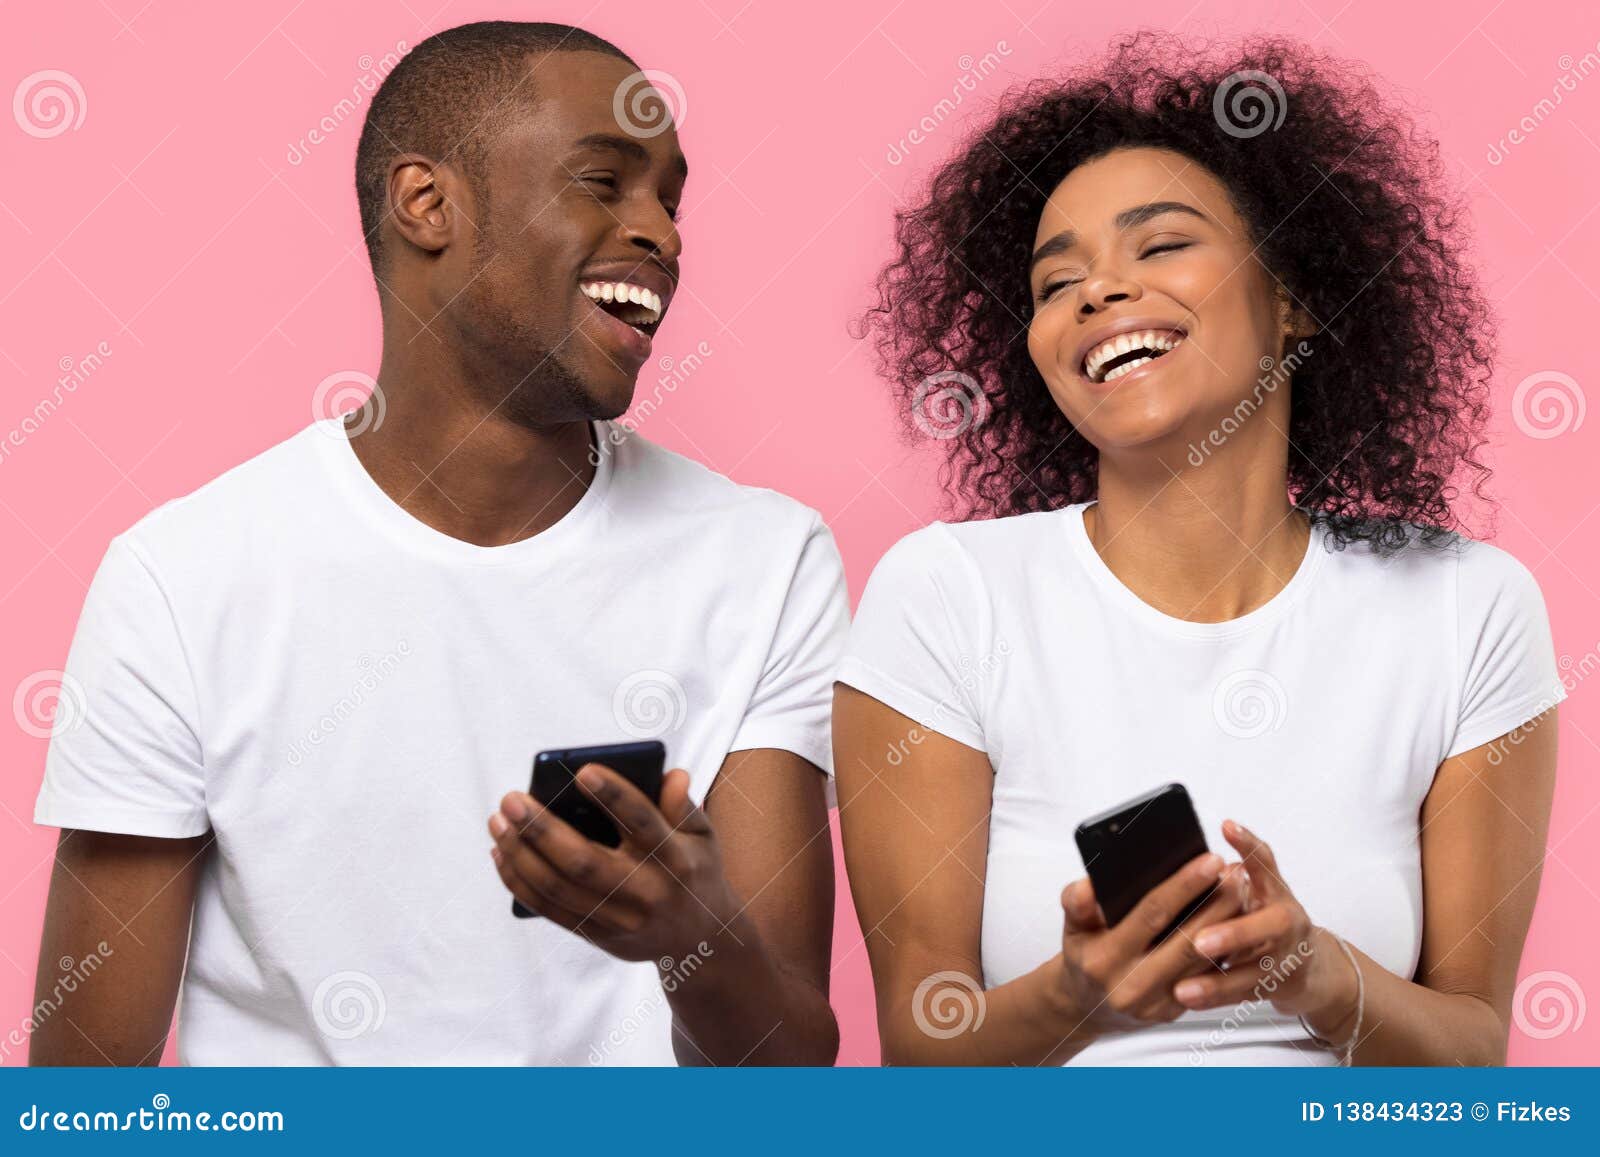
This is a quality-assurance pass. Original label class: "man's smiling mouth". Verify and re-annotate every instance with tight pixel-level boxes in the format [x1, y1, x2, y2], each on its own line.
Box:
[580, 280, 664, 338]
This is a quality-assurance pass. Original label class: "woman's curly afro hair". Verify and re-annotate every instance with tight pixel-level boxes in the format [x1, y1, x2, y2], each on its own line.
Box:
[863, 33, 1493, 553]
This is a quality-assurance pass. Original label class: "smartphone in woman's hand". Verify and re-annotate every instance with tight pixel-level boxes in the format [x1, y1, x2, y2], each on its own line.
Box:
[1074, 783, 1214, 947]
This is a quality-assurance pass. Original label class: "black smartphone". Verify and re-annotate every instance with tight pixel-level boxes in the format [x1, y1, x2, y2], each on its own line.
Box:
[510, 739, 666, 918]
[1073, 782, 1212, 948]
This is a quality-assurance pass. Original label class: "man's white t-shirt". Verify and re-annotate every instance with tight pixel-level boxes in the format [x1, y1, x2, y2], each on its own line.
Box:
[35, 417, 849, 1065]
[837, 503, 1566, 1066]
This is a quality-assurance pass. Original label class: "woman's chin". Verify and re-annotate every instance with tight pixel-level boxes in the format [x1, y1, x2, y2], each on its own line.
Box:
[1066, 401, 1194, 456]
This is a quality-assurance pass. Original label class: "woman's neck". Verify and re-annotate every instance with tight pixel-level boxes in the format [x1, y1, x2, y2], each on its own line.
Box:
[1085, 458, 1309, 623]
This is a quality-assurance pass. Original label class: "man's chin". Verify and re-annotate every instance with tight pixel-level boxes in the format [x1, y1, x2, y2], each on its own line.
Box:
[583, 376, 637, 422]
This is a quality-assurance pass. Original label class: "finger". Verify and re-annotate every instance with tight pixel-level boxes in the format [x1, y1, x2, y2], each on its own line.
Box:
[1140, 863, 1249, 978]
[1173, 949, 1294, 1010]
[1188, 902, 1295, 964]
[490, 845, 609, 938]
[1222, 820, 1286, 901]
[489, 827, 640, 933]
[1107, 852, 1224, 958]
[490, 804, 640, 911]
[574, 763, 676, 852]
[1061, 878, 1107, 934]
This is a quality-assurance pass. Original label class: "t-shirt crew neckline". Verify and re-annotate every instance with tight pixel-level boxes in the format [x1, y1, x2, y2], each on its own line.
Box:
[312, 416, 615, 566]
[1063, 501, 1329, 641]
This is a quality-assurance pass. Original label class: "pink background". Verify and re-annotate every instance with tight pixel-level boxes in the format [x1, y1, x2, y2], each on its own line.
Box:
[3, 0, 1597, 1065]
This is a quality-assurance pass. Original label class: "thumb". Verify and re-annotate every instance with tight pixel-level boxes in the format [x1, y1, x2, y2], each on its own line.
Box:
[659, 768, 708, 833]
[1062, 878, 1107, 934]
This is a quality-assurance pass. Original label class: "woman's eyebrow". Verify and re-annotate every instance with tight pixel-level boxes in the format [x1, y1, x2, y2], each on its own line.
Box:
[1114, 200, 1208, 229]
[1031, 200, 1210, 272]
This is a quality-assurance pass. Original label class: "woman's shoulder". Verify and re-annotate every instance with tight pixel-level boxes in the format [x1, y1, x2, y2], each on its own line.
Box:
[1318, 517, 1549, 624]
[867, 506, 1082, 587]
[1321, 517, 1535, 580]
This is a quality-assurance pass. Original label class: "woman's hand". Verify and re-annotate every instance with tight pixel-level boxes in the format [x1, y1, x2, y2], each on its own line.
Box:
[1054, 852, 1250, 1034]
[1171, 820, 1360, 1038]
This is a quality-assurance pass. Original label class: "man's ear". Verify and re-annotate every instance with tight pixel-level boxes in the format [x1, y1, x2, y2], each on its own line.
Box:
[383, 153, 466, 260]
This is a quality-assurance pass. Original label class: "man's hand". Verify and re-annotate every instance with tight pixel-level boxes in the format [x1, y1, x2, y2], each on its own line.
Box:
[488, 763, 738, 961]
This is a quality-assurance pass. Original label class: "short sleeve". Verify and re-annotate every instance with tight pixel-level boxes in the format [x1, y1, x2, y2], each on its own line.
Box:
[835, 524, 988, 752]
[1447, 540, 1567, 758]
[33, 536, 209, 837]
[727, 514, 850, 780]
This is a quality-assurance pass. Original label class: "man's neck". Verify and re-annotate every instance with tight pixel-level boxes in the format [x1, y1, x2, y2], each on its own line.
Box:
[344, 384, 598, 549]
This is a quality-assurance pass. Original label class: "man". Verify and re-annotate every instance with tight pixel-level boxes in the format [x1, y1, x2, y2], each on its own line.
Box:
[31, 21, 845, 1066]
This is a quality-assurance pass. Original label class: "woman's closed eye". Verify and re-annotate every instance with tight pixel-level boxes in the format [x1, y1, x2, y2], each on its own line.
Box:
[1036, 277, 1081, 304]
[1139, 240, 1192, 259]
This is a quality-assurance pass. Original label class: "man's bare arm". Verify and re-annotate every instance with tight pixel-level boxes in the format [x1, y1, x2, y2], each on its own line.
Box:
[29, 829, 210, 1066]
[664, 748, 838, 1066]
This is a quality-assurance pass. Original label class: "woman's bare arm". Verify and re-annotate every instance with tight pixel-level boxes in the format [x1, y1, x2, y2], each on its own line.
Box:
[834, 684, 1243, 1065]
[1323, 709, 1560, 1064]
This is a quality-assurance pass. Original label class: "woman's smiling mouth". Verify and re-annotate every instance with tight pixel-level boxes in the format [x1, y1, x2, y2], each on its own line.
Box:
[1081, 327, 1187, 383]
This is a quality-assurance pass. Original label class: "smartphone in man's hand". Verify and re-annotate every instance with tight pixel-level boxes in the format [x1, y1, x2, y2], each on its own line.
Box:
[511, 740, 666, 918]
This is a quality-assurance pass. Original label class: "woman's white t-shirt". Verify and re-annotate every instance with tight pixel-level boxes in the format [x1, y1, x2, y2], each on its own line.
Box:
[838, 503, 1565, 1066]
[35, 417, 849, 1065]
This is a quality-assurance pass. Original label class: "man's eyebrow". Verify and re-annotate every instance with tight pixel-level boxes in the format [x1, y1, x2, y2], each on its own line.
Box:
[1030, 201, 1210, 272]
[572, 133, 689, 179]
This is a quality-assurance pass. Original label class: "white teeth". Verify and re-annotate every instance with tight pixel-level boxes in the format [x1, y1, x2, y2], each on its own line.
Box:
[579, 281, 665, 324]
[1083, 329, 1184, 382]
[1103, 356, 1151, 382]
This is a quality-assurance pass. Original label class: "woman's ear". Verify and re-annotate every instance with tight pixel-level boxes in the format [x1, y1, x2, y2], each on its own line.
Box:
[1274, 283, 1317, 347]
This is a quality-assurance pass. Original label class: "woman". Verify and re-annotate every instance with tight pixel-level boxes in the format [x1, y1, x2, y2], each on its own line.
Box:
[836, 34, 1565, 1066]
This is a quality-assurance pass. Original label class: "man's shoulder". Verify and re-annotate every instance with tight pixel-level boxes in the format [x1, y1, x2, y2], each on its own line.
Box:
[120, 421, 324, 558]
[606, 424, 824, 537]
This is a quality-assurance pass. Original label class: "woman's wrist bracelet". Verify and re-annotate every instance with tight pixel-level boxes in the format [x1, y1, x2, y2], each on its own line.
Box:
[1299, 930, 1363, 1065]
